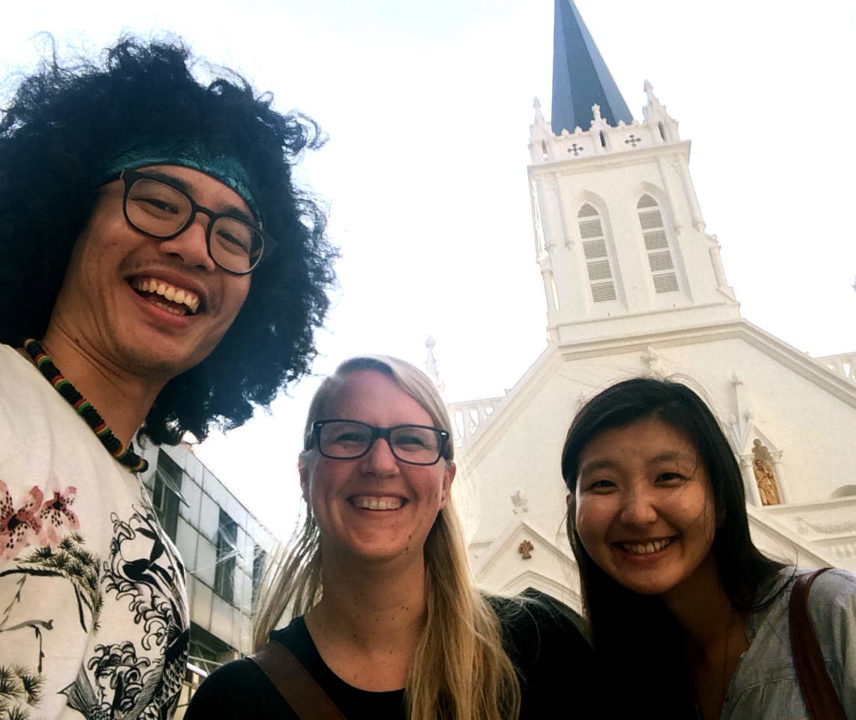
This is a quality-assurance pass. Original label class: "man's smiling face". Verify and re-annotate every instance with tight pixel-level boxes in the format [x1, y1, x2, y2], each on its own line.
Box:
[49, 164, 251, 380]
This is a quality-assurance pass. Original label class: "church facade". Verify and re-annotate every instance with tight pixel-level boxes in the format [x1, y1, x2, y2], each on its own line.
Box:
[449, 0, 856, 610]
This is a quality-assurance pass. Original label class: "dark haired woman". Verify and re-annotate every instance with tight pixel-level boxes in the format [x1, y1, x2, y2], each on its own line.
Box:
[561, 378, 855, 719]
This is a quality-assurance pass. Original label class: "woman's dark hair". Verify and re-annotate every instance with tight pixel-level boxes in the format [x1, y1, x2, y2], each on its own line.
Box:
[560, 378, 784, 709]
[0, 37, 336, 444]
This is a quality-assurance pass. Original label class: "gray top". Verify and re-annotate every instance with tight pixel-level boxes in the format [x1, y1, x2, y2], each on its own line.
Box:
[721, 567, 855, 719]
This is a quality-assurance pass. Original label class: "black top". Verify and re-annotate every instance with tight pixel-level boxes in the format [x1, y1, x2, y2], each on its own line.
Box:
[185, 592, 611, 719]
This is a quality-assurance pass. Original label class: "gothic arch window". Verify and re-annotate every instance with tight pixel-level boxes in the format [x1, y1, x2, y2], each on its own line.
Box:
[578, 203, 616, 302]
[637, 194, 678, 293]
[658, 122, 666, 141]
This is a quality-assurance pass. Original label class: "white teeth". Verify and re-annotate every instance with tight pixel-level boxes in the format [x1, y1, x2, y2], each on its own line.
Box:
[152, 299, 185, 316]
[620, 538, 672, 555]
[130, 277, 201, 314]
[352, 496, 403, 511]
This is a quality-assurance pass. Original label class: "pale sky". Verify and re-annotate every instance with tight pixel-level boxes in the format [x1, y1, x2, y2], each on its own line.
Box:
[3, 1, 855, 538]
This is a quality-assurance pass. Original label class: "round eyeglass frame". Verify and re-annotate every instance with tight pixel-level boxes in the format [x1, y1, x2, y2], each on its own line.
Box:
[309, 419, 451, 466]
[120, 168, 274, 275]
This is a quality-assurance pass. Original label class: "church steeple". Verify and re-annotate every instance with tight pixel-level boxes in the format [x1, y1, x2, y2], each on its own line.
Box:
[552, 0, 632, 134]
[530, 10, 740, 347]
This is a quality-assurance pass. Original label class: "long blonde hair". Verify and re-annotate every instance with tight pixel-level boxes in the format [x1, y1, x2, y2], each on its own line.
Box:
[253, 356, 520, 720]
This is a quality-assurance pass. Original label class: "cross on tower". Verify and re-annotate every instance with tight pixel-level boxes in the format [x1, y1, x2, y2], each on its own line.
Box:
[625, 134, 641, 148]
[568, 143, 584, 156]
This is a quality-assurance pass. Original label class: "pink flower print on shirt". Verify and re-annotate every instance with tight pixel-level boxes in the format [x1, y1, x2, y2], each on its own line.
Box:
[39, 486, 80, 547]
[0, 479, 44, 560]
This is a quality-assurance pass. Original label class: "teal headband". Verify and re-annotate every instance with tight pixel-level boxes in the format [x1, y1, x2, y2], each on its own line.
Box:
[98, 141, 260, 218]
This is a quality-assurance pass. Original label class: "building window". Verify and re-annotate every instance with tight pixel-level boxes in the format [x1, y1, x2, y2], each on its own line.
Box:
[188, 622, 238, 675]
[578, 204, 616, 302]
[214, 510, 238, 604]
[252, 545, 266, 610]
[152, 450, 182, 540]
[637, 195, 678, 293]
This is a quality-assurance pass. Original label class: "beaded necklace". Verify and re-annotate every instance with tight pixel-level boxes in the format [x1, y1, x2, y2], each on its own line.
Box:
[23, 338, 149, 472]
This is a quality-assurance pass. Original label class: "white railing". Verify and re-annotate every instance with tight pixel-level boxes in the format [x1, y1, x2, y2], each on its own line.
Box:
[816, 352, 856, 383]
[448, 397, 504, 445]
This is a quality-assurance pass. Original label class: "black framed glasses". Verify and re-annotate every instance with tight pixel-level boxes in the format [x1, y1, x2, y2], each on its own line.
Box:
[309, 420, 450, 466]
[121, 168, 272, 275]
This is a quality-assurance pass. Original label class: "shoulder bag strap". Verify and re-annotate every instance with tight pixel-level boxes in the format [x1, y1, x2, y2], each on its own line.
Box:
[249, 641, 346, 720]
[788, 568, 847, 720]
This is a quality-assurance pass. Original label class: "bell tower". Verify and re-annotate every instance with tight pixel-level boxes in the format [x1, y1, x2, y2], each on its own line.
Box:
[531, 0, 739, 346]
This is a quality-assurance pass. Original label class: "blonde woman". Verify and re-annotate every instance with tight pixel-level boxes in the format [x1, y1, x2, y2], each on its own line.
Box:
[187, 356, 604, 719]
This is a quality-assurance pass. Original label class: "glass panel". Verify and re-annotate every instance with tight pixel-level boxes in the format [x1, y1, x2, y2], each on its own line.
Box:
[319, 421, 372, 457]
[215, 511, 238, 604]
[153, 450, 182, 540]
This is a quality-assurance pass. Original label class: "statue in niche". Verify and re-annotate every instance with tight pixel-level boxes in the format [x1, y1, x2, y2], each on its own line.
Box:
[752, 439, 781, 505]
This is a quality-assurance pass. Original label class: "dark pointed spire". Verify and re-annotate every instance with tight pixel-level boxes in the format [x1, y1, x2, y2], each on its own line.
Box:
[551, 0, 633, 134]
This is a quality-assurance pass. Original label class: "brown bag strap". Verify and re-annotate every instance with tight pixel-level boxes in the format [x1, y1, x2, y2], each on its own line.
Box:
[249, 641, 346, 720]
[788, 568, 847, 720]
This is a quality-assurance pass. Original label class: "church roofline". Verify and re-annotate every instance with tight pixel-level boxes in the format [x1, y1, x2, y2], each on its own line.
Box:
[559, 321, 856, 408]
[454, 319, 856, 465]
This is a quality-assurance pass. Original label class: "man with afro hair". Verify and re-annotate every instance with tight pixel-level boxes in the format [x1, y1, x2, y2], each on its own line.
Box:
[0, 37, 334, 718]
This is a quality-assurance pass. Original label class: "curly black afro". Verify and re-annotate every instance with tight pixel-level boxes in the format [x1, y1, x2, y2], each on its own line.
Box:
[0, 37, 336, 444]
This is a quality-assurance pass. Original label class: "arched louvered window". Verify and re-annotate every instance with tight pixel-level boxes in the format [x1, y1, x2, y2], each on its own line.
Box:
[578, 204, 616, 302]
[637, 195, 678, 293]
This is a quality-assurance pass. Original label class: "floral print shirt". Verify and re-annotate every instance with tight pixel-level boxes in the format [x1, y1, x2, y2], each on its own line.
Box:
[0, 344, 189, 719]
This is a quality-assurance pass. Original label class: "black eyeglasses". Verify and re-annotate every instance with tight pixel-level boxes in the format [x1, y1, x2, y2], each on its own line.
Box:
[121, 169, 273, 275]
[309, 420, 450, 466]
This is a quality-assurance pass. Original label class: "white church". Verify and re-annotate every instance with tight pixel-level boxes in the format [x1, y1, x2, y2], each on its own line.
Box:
[446, 0, 856, 611]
